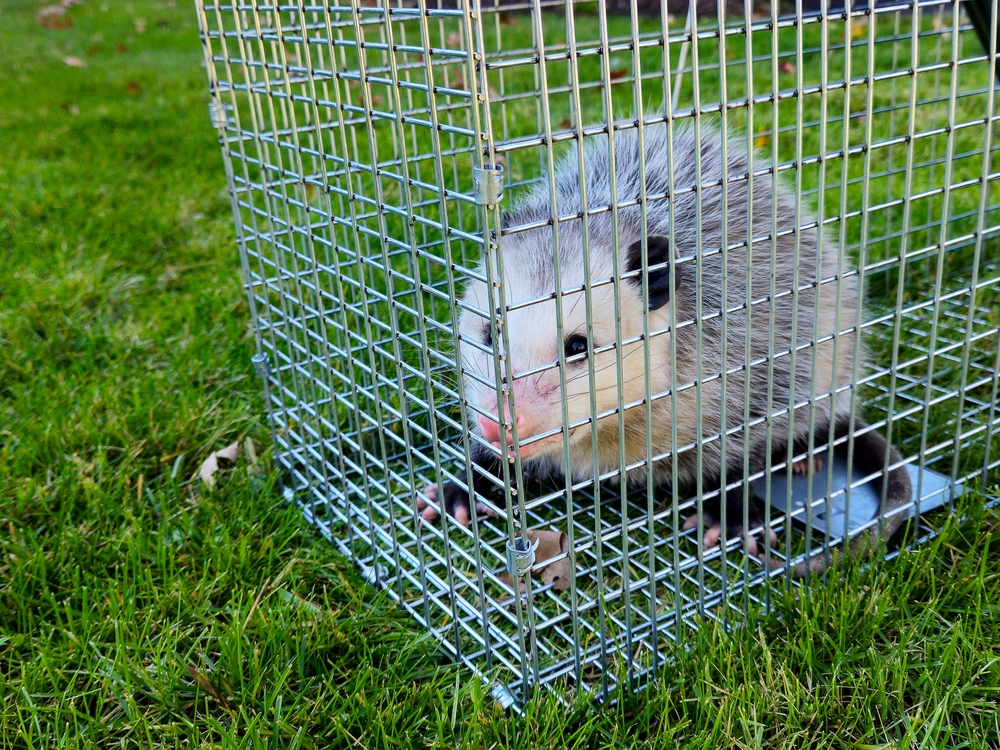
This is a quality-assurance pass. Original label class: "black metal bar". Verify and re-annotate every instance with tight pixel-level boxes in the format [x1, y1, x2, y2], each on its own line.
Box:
[966, 0, 1000, 77]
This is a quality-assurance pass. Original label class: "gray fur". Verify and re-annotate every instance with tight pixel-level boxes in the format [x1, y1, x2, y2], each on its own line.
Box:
[451, 118, 911, 573]
[492, 119, 858, 486]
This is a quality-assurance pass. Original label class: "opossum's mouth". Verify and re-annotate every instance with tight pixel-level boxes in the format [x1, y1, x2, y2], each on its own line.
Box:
[488, 429, 575, 461]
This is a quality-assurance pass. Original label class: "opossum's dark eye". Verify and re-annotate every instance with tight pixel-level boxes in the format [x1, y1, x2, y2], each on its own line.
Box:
[483, 325, 493, 348]
[564, 334, 588, 360]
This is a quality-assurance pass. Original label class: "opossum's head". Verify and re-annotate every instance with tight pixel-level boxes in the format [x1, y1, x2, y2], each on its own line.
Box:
[459, 229, 676, 463]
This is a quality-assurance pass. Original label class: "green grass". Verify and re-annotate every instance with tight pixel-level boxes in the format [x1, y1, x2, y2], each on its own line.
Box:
[2, 0, 1000, 746]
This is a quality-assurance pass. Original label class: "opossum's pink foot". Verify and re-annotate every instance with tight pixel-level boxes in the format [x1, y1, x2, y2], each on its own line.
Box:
[417, 484, 442, 522]
[703, 524, 723, 548]
[417, 483, 473, 527]
[475, 501, 499, 519]
[682, 513, 777, 558]
[681, 515, 722, 547]
[743, 526, 779, 559]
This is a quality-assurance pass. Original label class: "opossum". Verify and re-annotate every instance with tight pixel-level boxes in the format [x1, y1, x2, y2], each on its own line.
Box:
[418, 118, 912, 577]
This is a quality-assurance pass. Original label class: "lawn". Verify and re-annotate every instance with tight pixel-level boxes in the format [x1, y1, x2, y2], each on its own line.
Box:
[1, 0, 999, 747]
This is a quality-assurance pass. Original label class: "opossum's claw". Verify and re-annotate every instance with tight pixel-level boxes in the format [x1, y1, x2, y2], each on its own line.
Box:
[475, 501, 499, 519]
[418, 484, 442, 522]
[452, 503, 470, 527]
[790, 454, 823, 475]
[417, 481, 475, 527]
[684, 513, 777, 560]
[681, 514, 703, 532]
[681, 513, 724, 547]
[703, 524, 723, 548]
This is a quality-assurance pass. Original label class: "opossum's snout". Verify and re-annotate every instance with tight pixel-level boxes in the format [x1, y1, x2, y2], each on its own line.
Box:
[477, 411, 526, 445]
[473, 379, 563, 460]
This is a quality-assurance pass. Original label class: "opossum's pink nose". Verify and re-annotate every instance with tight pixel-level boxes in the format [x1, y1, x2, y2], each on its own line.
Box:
[478, 412, 527, 444]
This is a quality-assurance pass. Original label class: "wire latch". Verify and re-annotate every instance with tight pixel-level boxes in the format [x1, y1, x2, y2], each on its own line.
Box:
[505, 534, 537, 577]
[251, 352, 271, 381]
[473, 164, 504, 206]
[209, 100, 228, 130]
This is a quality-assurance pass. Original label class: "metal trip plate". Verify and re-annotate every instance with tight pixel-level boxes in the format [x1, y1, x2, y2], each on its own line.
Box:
[756, 455, 960, 537]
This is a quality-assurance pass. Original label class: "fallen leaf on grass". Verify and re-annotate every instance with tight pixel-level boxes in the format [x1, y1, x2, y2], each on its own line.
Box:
[186, 665, 231, 711]
[37, 6, 72, 29]
[116, 43, 128, 53]
[198, 442, 240, 487]
[500, 529, 573, 595]
[125, 81, 142, 95]
[62, 56, 87, 68]
[778, 60, 795, 75]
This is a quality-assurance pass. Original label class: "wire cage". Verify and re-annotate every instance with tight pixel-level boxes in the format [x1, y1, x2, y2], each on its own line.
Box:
[196, 0, 1000, 704]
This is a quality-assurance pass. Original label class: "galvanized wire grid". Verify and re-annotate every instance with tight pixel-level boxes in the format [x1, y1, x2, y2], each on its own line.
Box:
[197, 0, 1000, 704]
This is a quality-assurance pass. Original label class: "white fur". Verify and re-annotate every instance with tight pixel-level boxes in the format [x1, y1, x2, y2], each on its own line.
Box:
[459, 119, 860, 488]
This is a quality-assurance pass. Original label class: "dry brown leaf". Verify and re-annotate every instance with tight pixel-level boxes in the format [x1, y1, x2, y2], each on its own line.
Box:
[532, 529, 571, 590]
[198, 442, 240, 487]
[186, 665, 231, 710]
[370, 93, 385, 106]
[778, 60, 795, 75]
[38, 6, 72, 29]
[499, 529, 573, 595]
[609, 67, 629, 81]
[62, 56, 86, 68]
[125, 81, 142, 95]
[116, 43, 128, 53]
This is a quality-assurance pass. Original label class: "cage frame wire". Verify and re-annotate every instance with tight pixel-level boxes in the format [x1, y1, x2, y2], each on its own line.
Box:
[196, 0, 1000, 707]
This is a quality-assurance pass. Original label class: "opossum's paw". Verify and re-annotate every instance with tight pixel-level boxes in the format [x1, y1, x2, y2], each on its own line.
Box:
[416, 484, 442, 522]
[475, 501, 500, 519]
[682, 514, 778, 557]
[789, 453, 823, 475]
[416, 482, 472, 527]
[682, 513, 724, 548]
[742, 524, 780, 559]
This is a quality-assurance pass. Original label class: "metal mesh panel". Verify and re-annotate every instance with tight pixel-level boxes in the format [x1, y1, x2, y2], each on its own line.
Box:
[196, 0, 1000, 704]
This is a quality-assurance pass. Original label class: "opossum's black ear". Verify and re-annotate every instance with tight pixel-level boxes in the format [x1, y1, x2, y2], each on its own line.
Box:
[625, 235, 672, 311]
